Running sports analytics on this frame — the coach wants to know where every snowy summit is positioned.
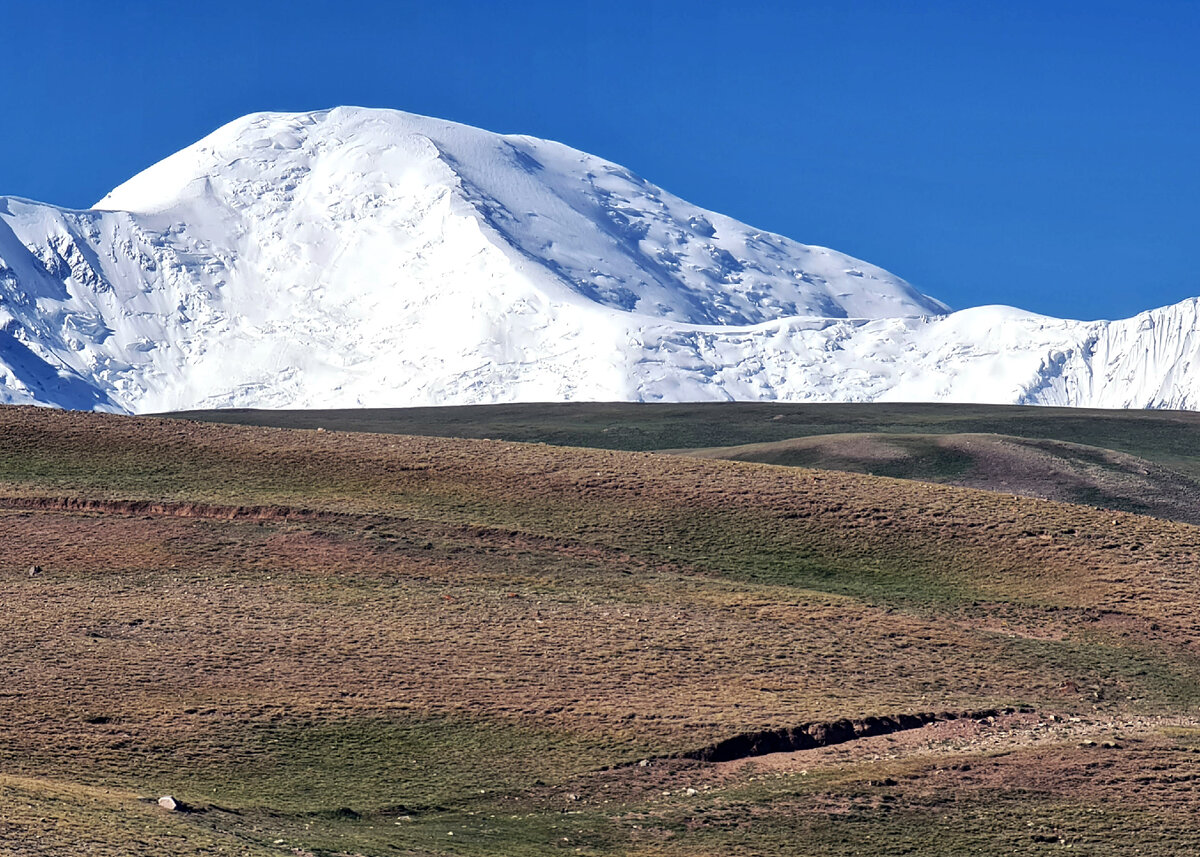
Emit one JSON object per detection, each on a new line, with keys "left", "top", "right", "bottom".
{"left": 0, "top": 107, "right": 1197, "bottom": 411}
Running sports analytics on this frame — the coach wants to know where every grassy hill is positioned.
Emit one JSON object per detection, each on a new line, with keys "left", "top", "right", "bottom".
{"left": 169, "top": 401, "right": 1200, "bottom": 471}
{"left": 677, "top": 431, "right": 1200, "bottom": 525}
{"left": 174, "top": 401, "right": 1200, "bottom": 524}
{"left": 4, "top": 404, "right": 1200, "bottom": 854}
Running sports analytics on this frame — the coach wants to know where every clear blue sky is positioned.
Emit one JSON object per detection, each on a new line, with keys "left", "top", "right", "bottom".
{"left": 3, "top": 0, "right": 1198, "bottom": 320}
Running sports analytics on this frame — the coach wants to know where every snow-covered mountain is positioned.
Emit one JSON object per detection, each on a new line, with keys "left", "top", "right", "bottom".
{"left": 0, "top": 106, "right": 1197, "bottom": 412}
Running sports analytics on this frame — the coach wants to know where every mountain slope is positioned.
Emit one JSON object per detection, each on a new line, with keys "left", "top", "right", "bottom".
{"left": 630, "top": 300, "right": 1200, "bottom": 408}
{"left": 0, "top": 106, "right": 1197, "bottom": 412}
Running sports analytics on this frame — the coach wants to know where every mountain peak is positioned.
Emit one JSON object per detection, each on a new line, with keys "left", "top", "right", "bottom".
{"left": 93, "top": 106, "right": 948, "bottom": 327}
{"left": 2, "top": 107, "right": 1196, "bottom": 413}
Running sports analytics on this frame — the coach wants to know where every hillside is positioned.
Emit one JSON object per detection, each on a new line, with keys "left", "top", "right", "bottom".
{"left": 172, "top": 400, "right": 1200, "bottom": 460}
{"left": 679, "top": 432, "right": 1200, "bottom": 525}
{"left": 4, "top": 404, "right": 1200, "bottom": 854}
{"left": 176, "top": 401, "right": 1200, "bottom": 524}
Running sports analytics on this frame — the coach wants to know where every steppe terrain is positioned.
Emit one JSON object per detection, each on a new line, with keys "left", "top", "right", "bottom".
{"left": 184, "top": 402, "right": 1200, "bottom": 523}
{"left": 4, "top": 403, "right": 1200, "bottom": 855}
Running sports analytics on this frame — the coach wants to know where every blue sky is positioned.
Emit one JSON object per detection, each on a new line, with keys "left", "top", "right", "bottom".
{"left": 3, "top": 0, "right": 1198, "bottom": 320}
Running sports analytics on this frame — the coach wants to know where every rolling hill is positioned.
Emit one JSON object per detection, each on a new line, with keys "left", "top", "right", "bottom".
{"left": 175, "top": 401, "right": 1200, "bottom": 524}
{"left": 4, "top": 403, "right": 1200, "bottom": 854}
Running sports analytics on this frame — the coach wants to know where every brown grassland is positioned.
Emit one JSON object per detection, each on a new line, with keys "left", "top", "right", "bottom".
{"left": 678, "top": 431, "right": 1200, "bottom": 526}
{"left": 2, "top": 405, "right": 1200, "bottom": 854}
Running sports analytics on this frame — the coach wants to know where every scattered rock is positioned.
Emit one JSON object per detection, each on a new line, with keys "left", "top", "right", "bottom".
{"left": 638, "top": 759, "right": 650, "bottom": 767}
{"left": 28, "top": 565, "right": 41, "bottom": 577}
{"left": 156, "top": 795, "right": 196, "bottom": 813}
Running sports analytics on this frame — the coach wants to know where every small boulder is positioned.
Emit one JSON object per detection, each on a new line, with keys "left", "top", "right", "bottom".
{"left": 28, "top": 565, "right": 41, "bottom": 577}
{"left": 158, "top": 795, "right": 178, "bottom": 811}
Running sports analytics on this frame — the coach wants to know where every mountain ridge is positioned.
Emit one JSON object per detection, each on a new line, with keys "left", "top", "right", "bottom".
{"left": 0, "top": 106, "right": 1197, "bottom": 412}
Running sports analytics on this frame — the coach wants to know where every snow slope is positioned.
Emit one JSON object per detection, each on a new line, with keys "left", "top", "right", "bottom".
{"left": 0, "top": 106, "right": 1197, "bottom": 412}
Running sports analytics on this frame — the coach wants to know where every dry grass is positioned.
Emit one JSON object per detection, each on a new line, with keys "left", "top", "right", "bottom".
{"left": 680, "top": 430, "right": 1200, "bottom": 524}
{"left": 3, "top": 405, "right": 1200, "bottom": 854}
{"left": 0, "top": 773, "right": 278, "bottom": 856}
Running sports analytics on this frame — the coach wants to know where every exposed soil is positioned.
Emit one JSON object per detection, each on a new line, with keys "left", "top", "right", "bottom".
{"left": 679, "top": 707, "right": 1026, "bottom": 762}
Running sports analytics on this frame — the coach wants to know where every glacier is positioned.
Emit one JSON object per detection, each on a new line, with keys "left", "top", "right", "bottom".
{"left": 0, "top": 106, "right": 1196, "bottom": 413}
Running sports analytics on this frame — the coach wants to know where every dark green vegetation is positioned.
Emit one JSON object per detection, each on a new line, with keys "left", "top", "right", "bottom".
{"left": 170, "top": 401, "right": 1200, "bottom": 465}
{"left": 4, "top": 404, "right": 1200, "bottom": 855}
{"left": 175, "top": 402, "right": 1200, "bottom": 523}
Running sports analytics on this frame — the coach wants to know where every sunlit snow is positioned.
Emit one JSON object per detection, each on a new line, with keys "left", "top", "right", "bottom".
{"left": 0, "top": 107, "right": 1195, "bottom": 412}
